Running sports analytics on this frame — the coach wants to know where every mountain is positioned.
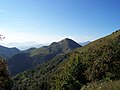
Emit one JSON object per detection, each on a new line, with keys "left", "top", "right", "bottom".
{"left": 31, "top": 38, "right": 81, "bottom": 56}
{"left": 12, "top": 30, "right": 120, "bottom": 90}
{"left": 30, "top": 38, "right": 81, "bottom": 65}
{"left": 8, "top": 38, "right": 81, "bottom": 75}
{"left": 0, "top": 45, "right": 20, "bottom": 59}
{"left": 79, "top": 41, "right": 91, "bottom": 46}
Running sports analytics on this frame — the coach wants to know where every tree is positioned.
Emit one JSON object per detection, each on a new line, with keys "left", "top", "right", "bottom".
{"left": 0, "top": 34, "right": 5, "bottom": 41}
{"left": 0, "top": 57, "right": 12, "bottom": 90}
{"left": 0, "top": 35, "right": 12, "bottom": 90}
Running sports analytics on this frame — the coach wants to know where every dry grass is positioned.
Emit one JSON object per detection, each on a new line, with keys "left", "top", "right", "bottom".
{"left": 81, "top": 80, "right": 120, "bottom": 90}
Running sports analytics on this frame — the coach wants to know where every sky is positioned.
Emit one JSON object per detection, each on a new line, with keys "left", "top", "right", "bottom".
{"left": 0, "top": 0, "right": 120, "bottom": 45}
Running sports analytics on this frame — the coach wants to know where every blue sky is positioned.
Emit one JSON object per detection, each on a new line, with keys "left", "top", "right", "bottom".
{"left": 0, "top": 0, "right": 120, "bottom": 44}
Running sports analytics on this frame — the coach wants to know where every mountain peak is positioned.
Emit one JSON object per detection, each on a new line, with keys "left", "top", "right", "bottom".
{"left": 50, "top": 42, "right": 57, "bottom": 46}
{"left": 63, "top": 38, "right": 71, "bottom": 41}
{"left": 31, "top": 38, "right": 81, "bottom": 57}
{"left": 58, "top": 38, "right": 82, "bottom": 50}
{"left": 61, "top": 38, "right": 76, "bottom": 42}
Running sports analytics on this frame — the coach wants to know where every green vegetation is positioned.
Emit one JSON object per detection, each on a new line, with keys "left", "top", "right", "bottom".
{"left": 0, "top": 57, "right": 12, "bottom": 90}
{"left": 12, "top": 52, "right": 71, "bottom": 90}
{"left": 11, "top": 30, "right": 120, "bottom": 90}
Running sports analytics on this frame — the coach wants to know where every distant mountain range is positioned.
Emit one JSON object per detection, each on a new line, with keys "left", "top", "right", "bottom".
{"left": 0, "top": 41, "right": 90, "bottom": 50}
{"left": 1, "top": 41, "right": 45, "bottom": 50}
{"left": 79, "top": 41, "right": 91, "bottom": 46}
{"left": 8, "top": 38, "right": 81, "bottom": 75}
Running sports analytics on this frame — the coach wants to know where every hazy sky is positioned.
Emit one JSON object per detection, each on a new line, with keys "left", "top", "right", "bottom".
{"left": 0, "top": 0, "right": 120, "bottom": 44}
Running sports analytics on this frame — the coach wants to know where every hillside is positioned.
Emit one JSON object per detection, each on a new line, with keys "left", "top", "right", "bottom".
{"left": 0, "top": 45, "right": 20, "bottom": 59}
{"left": 8, "top": 53, "right": 33, "bottom": 75}
{"left": 8, "top": 38, "right": 81, "bottom": 75}
{"left": 12, "top": 30, "right": 120, "bottom": 90}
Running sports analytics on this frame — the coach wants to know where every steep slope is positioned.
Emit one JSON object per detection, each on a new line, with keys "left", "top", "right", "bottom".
{"left": 0, "top": 45, "right": 20, "bottom": 58}
{"left": 8, "top": 38, "right": 81, "bottom": 75}
{"left": 12, "top": 30, "right": 120, "bottom": 90}
{"left": 53, "top": 30, "right": 120, "bottom": 90}
{"left": 8, "top": 53, "right": 33, "bottom": 75}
